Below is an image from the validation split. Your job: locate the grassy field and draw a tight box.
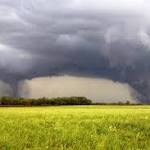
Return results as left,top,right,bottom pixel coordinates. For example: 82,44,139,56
0,106,149,150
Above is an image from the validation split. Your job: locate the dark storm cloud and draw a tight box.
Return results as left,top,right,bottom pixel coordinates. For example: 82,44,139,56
0,0,150,102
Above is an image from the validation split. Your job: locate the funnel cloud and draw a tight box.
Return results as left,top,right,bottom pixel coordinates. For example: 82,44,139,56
0,0,150,102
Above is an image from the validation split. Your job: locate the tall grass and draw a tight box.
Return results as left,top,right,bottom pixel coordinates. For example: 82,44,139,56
0,106,149,150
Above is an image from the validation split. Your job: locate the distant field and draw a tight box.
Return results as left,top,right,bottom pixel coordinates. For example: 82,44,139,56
0,106,149,150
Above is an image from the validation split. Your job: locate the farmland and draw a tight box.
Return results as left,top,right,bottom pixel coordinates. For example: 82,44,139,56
0,106,149,150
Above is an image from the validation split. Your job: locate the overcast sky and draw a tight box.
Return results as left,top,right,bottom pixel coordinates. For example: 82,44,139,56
0,0,150,102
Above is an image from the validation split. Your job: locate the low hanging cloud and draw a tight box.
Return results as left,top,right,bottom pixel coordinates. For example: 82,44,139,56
0,0,150,102
19,76,137,103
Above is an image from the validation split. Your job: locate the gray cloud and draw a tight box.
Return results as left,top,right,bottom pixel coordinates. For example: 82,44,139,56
0,0,150,102
0,80,12,96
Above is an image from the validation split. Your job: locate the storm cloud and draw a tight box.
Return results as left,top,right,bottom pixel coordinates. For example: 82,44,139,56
0,0,150,102
19,76,136,103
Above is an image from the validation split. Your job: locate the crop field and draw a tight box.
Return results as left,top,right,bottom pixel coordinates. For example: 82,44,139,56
0,106,149,150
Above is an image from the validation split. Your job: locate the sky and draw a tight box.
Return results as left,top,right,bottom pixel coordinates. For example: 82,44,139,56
0,0,150,103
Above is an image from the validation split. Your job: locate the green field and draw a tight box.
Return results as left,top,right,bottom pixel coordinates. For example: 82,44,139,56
0,106,150,150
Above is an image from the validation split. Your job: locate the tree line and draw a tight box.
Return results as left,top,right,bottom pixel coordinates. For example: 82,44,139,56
0,96,144,106
0,97,92,106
